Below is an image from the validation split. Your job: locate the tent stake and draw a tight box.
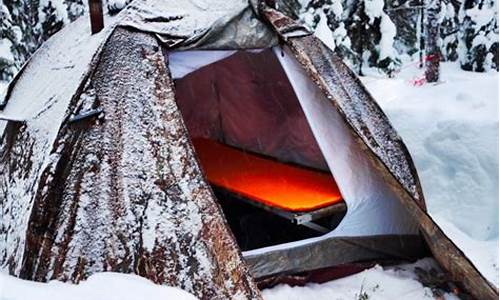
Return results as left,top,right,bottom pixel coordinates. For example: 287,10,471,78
88,0,104,34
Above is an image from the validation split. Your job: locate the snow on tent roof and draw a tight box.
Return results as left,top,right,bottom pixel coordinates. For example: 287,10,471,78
118,0,278,49
0,0,277,122
0,16,116,122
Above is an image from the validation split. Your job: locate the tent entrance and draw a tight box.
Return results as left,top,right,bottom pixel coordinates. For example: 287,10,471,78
172,48,346,250
193,138,346,250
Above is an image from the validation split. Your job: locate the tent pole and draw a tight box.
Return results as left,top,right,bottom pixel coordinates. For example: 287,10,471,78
88,0,104,34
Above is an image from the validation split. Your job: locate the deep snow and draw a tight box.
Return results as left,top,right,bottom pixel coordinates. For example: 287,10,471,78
263,258,460,300
360,62,499,286
0,259,460,300
0,272,197,300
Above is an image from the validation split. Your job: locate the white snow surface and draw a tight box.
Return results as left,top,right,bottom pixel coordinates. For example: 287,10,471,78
0,272,198,300
314,12,337,51
263,258,460,300
360,62,499,286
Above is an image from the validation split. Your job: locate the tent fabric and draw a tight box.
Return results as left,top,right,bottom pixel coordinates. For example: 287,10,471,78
174,49,328,170
119,0,278,50
0,27,262,299
0,0,278,121
168,50,236,79
170,47,419,236
192,138,343,212
273,46,419,237
1,2,495,299
244,234,427,279
262,8,425,210
262,8,498,300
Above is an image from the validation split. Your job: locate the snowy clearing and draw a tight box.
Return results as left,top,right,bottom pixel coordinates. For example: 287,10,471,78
0,272,197,300
360,62,498,286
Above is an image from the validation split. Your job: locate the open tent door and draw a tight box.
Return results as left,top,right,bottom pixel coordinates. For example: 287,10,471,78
172,48,348,247
169,47,427,276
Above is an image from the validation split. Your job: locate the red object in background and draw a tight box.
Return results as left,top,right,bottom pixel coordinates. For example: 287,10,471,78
411,77,427,86
256,262,377,290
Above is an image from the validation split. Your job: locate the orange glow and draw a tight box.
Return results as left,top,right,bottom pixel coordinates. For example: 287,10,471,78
192,138,343,212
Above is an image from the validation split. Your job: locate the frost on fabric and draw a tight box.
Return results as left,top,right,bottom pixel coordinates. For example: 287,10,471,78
262,10,422,205
286,35,424,206
0,15,117,275
0,14,118,121
0,2,271,298
117,0,277,50
3,27,260,299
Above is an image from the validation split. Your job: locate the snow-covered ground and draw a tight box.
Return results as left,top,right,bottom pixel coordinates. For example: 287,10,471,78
0,272,197,300
361,62,499,286
264,258,460,300
0,260,460,300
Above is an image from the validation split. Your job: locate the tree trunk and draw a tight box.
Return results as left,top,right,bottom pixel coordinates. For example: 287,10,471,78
419,2,425,68
425,0,441,82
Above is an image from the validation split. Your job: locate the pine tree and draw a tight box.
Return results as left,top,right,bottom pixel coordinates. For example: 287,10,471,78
0,4,17,82
301,0,400,76
347,0,400,75
440,0,461,61
0,0,86,84
301,0,357,65
107,0,129,15
65,0,86,21
459,0,499,71
385,0,421,61
40,1,65,39
0,0,43,82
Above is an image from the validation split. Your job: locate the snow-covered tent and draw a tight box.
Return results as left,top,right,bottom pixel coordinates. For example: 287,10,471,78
0,0,496,299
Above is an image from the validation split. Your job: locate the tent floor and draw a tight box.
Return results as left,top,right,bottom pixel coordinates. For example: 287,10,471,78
212,186,346,251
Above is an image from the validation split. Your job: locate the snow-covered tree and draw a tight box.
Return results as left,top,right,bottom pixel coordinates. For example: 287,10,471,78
440,0,461,61
458,0,499,71
0,0,43,81
0,0,133,85
300,0,357,66
348,0,401,75
107,0,130,15
40,1,66,40
65,0,86,21
301,0,400,76
0,5,17,82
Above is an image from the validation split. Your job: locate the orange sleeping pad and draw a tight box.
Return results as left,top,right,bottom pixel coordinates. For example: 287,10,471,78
192,138,343,212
